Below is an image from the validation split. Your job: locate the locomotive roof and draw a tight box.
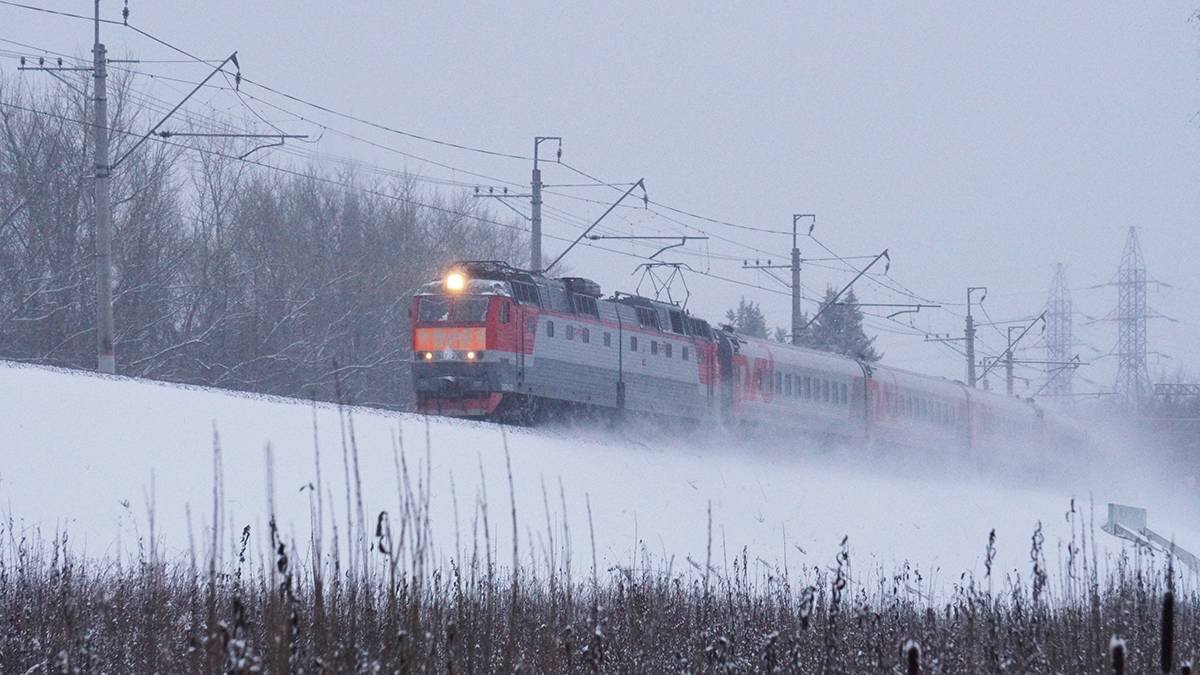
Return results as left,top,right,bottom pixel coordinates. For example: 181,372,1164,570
449,261,708,322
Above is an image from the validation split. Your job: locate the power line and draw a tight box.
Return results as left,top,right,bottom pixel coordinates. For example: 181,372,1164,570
1,98,794,302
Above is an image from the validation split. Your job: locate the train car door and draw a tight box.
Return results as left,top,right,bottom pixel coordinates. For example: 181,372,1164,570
717,334,734,421
516,304,526,388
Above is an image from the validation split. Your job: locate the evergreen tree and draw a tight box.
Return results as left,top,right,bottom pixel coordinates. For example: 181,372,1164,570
806,287,882,362
724,297,769,338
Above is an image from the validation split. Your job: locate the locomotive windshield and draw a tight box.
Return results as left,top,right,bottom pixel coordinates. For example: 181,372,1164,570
418,296,489,322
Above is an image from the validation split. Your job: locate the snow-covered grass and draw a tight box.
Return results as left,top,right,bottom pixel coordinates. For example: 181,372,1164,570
1,360,1198,671
0,515,1193,672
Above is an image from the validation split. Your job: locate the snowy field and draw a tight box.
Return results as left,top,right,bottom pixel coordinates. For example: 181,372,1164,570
1,360,1196,590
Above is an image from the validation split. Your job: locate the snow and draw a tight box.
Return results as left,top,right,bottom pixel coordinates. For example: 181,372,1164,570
1,360,1196,590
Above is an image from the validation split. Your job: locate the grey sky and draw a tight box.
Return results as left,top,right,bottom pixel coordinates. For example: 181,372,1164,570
6,1,1198,390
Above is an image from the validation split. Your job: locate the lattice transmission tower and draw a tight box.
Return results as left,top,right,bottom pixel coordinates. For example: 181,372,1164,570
1114,227,1151,402
1043,263,1073,397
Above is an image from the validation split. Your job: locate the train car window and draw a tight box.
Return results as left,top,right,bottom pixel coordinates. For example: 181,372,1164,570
630,336,638,352
636,307,659,330
775,372,782,394
572,294,599,318
511,281,540,306
499,302,510,324
546,320,555,338
785,374,792,396
665,343,672,358
651,341,659,355
682,346,689,361
581,327,590,344
668,310,685,334
840,383,848,405
803,376,811,400
686,317,713,339
822,380,831,403
566,324,575,341
604,332,612,347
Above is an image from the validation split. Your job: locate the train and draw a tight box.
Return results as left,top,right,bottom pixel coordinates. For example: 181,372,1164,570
410,260,1087,456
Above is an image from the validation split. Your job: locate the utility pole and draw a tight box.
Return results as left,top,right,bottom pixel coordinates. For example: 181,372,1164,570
93,0,114,373
531,136,561,271
790,214,813,346
18,1,114,373
978,310,1046,392
965,286,987,387
1044,263,1074,398
1113,227,1151,403
20,2,242,374
742,213,814,345
1005,331,1015,396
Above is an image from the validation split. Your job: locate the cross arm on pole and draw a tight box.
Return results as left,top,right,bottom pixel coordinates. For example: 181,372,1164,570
112,51,239,169
800,249,891,330
542,178,646,274
978,311,1046,382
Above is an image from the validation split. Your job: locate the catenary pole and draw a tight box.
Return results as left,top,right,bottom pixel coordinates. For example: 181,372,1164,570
531,136,562,271
93,0,115,374
790,214,814,345
965,286,986,387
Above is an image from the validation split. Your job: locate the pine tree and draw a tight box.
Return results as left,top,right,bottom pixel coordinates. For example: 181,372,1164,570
806,287,881,362
724,297,769,338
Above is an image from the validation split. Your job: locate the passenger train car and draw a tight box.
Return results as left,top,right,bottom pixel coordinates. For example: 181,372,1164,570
411,261,1086,455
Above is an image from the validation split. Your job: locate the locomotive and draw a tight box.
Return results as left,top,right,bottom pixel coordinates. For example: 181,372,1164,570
411,261,1086,455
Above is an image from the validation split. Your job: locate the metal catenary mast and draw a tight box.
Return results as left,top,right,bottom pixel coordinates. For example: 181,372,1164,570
1043,262,1074,397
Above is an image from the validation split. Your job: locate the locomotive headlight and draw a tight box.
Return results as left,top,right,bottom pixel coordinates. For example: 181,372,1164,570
466,351,477,361
424,352,434,361
445,271,466,292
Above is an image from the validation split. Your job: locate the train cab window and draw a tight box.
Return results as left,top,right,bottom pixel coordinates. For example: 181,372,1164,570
636,307,660,330
651,341,658,355
581,327,590,344
665,343,672,358
682,346,689,361
685,317,712,339
546,321,555,338
572,294,599,318
566,324,575,340
604,332,612,347
630,336,638,352
511,281,540,306
668,310,685,334
500,302,510,324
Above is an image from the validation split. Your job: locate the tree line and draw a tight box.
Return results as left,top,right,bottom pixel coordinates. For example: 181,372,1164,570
0,72,524,407
724,287,881,362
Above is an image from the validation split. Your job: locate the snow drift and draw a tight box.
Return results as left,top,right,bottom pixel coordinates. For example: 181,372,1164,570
0,361,1194,590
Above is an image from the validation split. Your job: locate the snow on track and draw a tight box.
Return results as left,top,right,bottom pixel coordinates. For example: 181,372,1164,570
1,361,1194,588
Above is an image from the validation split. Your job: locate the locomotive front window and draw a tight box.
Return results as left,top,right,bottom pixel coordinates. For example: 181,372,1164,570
418,296,489,323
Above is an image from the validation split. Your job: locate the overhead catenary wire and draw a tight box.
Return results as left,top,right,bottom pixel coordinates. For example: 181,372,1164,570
0,98,794,302
1,14,991,358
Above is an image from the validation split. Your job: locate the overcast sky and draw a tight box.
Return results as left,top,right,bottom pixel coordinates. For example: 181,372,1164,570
6,1,1198,391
